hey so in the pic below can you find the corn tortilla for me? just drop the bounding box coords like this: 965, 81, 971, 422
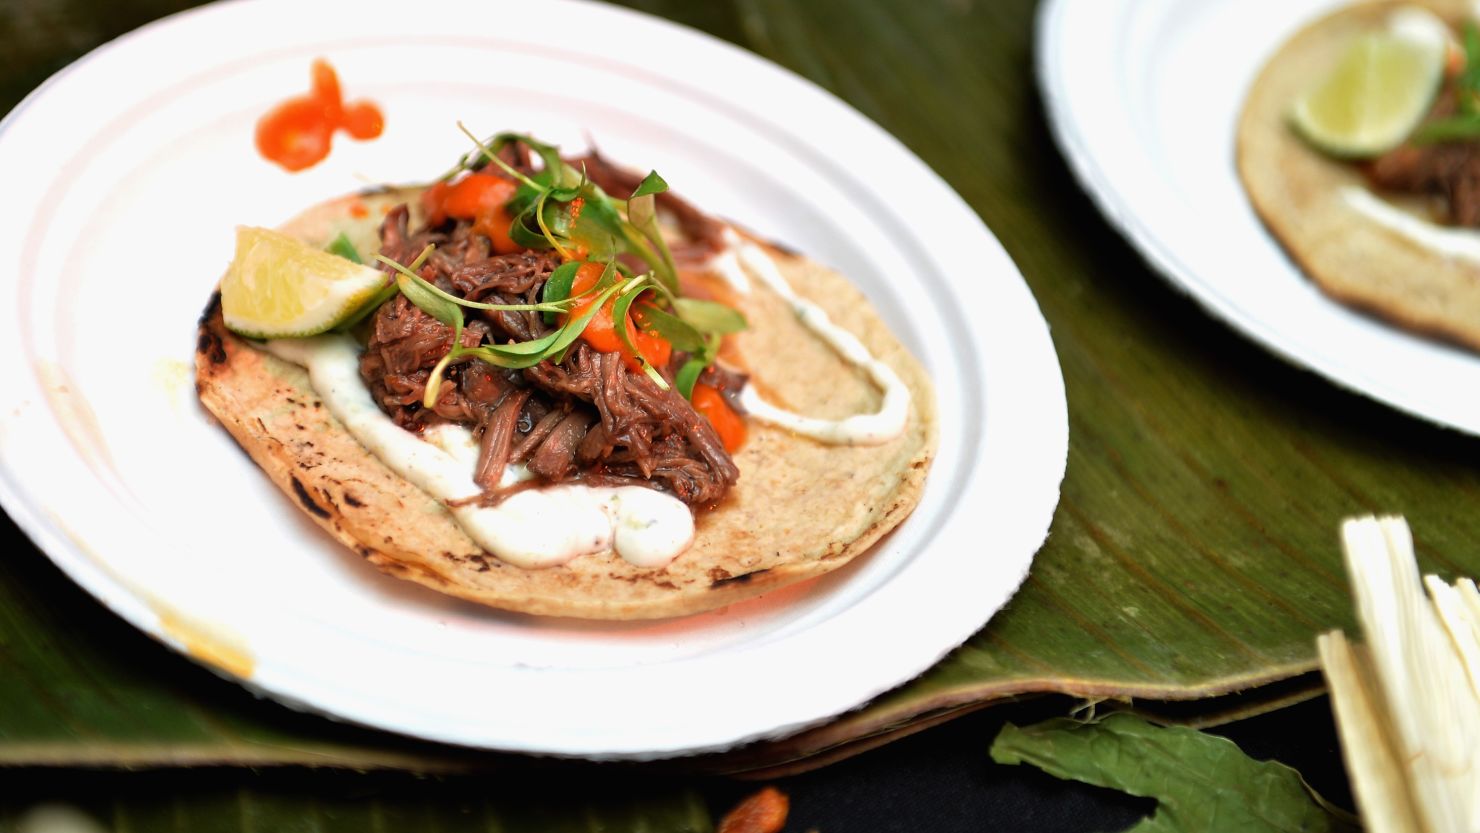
195, 187, 937, 619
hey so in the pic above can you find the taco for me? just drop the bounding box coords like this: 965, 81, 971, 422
195, 134, 936, 620
1237, 0, 1480, 350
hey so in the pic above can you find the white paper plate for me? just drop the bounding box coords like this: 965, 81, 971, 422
0, 0, 1067, 758
1038, 0, 1480, 435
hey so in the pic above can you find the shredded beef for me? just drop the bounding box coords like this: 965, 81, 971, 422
527, 411, 592, 481
1369, 143, 1480, 226
358, 151, 742, 507
1367, 92, 1480, 226
474, 389, 530, 490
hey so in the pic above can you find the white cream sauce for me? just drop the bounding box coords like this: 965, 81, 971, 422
1388, 6, 1449, 51
1341, 185, 1480, 265
264, 335, 693, 569
708, 231, 911, 446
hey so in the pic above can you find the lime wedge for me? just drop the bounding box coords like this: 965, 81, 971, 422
221, 226, 386, 339
1290, 22, 1446, 158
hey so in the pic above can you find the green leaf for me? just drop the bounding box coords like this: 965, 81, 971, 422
325, 232, 362, 264
675, 354, 708, 400
627, 171, 668, 228
394, 273, 462, 331
632, 170, 670, 200
1461, 22, 1480, 115
461, 276, 633, 370
570, 184, 679, 294
674, 298, 748, 334
990, 714, 1358, 833
510, 201, 556, 251
1413, 114, 1480, 144
634, 304, 706, 352
542, 260, 582, 324
612, 280, 669, 389
628, 193, 657, 230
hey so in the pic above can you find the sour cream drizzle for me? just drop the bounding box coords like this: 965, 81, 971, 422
707, 231, 911, 446
263, 335, 693, 569
1341, 186, 1480, 266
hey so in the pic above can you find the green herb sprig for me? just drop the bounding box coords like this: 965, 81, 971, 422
451, 124, 681, 295
372, 246, 631, 406
345, 127, 750, 402
1415, 22, 1480, 143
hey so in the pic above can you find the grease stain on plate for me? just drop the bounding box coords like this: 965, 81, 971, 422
154, 603, 256, 679
150, 357, 192, 414
35, 361, 114, 475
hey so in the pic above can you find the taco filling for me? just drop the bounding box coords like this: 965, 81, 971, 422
360, 146, 744, 508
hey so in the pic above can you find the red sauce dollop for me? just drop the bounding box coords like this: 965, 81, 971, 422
255, 59, 383, 172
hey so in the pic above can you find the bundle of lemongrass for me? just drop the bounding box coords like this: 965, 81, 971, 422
1320, 517, 1480, 833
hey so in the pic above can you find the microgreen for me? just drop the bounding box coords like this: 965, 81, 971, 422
451, 125, 681, 293
460, 276, 641, 370
541, 261, 582, 325
350, 127, 753, 404
1415, 22, 1480, 143
630, 170, 669, 200
374, 242, 644, 405
374, 248, 588, 315
1461, 22, 1480, 113
672, 298, 747, 334
674, 334, 721, 400
611, 281, 670, 390
632, 304, 705, 353
326, 232, 362, 264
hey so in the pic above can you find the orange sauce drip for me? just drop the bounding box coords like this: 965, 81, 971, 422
255, 59, 383, 172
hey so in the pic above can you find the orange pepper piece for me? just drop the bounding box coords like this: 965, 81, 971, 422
717, 787, 788, 833
566, 263, 673, 372
691, 382, 746, 453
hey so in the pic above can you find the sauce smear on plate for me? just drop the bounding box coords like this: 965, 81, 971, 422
255, 59, 383, 172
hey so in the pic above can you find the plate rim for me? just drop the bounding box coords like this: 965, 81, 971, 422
1036, 0, 1480, 437
0, 0, 1068, 758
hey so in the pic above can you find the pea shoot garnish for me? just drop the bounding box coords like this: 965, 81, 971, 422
345, 127, 748, 403
1415, 22, 1480, 143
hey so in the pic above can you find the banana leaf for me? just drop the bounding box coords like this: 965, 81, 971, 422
0, 771, 713, 833
5, 0, 1480, 779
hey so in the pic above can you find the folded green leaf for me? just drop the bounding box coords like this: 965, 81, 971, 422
990, 714, 1357, 833
627, 171, 667, 229
1412, 115, 1480, 144
395, 272, 463, 331
674, 334, 720, 400
1461, 22, 1480, 115
674, 298, 748, 334
632, 170, 670, 200
675, 353, 708, 400
634, 304, 706, 352
326, 232, 362, 264
612, 280, 669, 389
461, 277, 636, 370
542, 260, 582, 325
